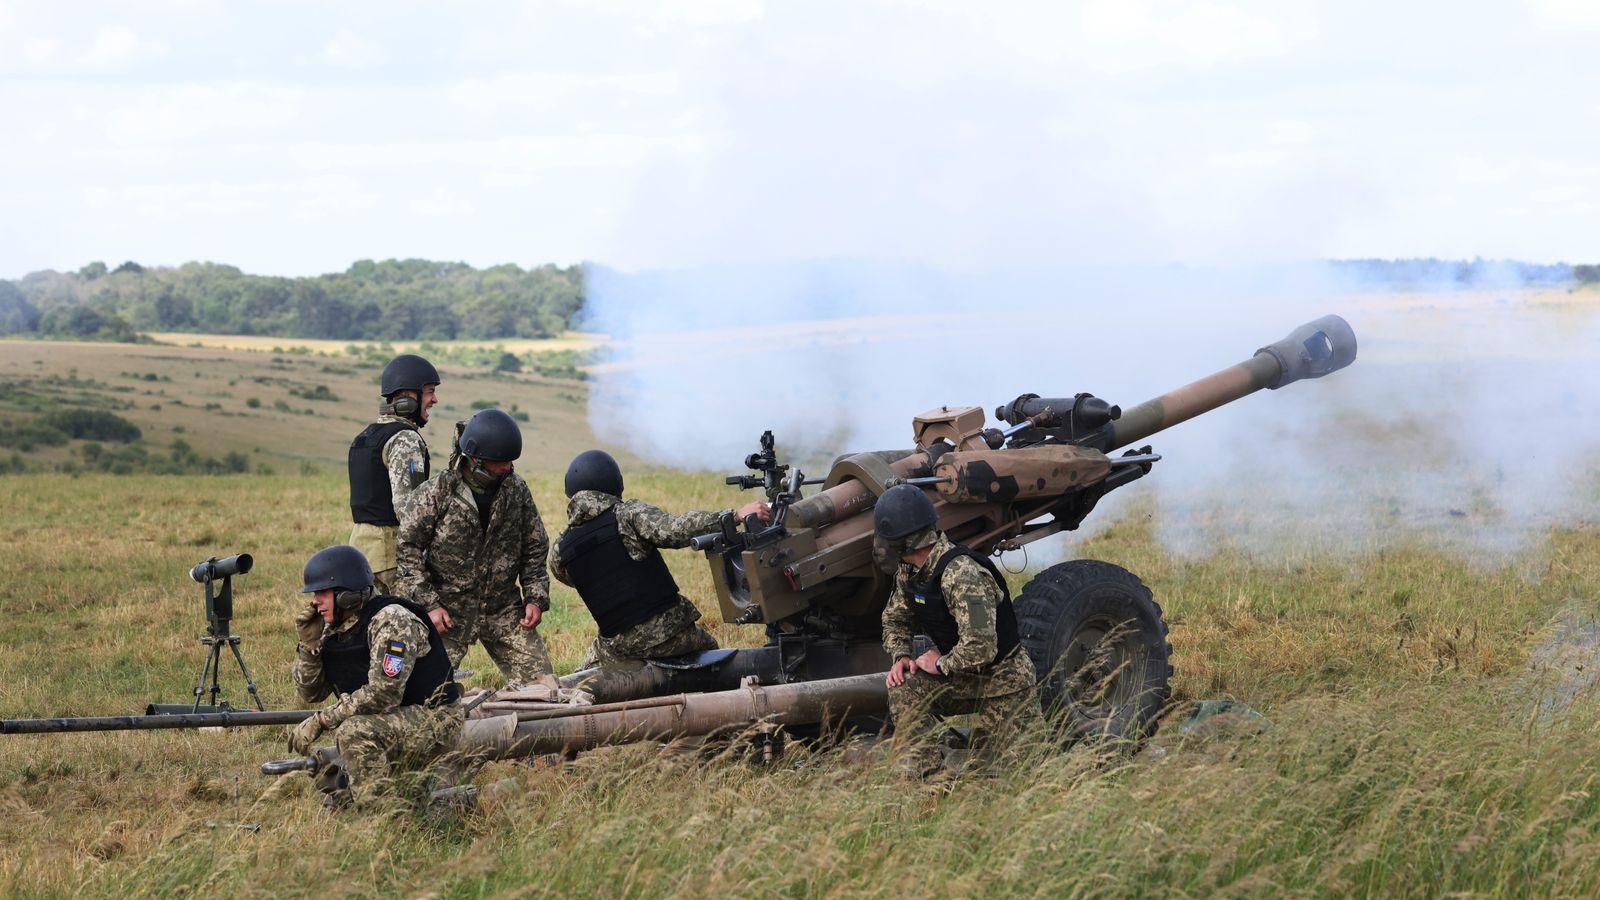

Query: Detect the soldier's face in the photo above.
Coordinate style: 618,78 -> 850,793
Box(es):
419,384 -> 439,422
313,589 -> 337,623
479,458 -> 514,477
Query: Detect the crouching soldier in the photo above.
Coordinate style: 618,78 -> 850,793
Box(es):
396,408 -> 553,687
874,484 -> 1043,779
288,544 -> 463,806
551,449 -> 770,676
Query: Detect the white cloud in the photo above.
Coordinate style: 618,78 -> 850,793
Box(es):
77,24 -> 166,69
319,30 -> 387,69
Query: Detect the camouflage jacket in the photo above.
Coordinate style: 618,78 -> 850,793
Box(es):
292,604 -> 435,728
348,415 -> 432,571
395,467 -> 551,613
548,490 -> 723,585
882,532 -> 1010,677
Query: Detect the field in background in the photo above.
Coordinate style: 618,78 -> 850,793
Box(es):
0,338 -> 616,475
143,331 -> 606,356
5,295 -> 1600,895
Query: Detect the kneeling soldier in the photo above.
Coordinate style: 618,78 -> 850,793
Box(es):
875,484 -> 1043,779
551,449 -> 770,674
288,544 -> 463,805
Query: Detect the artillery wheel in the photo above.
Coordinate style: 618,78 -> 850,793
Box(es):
1015,559 -> 1172,746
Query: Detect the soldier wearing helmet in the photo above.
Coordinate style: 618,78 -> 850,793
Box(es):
288,544 -> 463,806
550,449 -> 770,685
874,483 -> 1042,779
394,408 -> 553,687
348,354 -> 441,592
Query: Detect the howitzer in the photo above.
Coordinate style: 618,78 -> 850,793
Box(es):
564,314 -> 1357,745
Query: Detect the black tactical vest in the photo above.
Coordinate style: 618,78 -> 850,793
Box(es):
320,595 -> 459,707
907,546 -> 1019,662
556,507 -> 682,638
348,420 -> 428,526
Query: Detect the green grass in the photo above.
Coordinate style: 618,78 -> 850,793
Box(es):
4,470 -> 1600,896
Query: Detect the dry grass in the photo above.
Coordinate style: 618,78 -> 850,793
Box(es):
4,469 -> 1600,896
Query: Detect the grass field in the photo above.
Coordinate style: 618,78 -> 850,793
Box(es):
5,303 -> 1600,896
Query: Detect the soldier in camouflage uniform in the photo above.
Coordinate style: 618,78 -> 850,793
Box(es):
549,450 -> 770,679
348,354 -> 440,592
874,484 -> 1042,779
395,408 -> 553,687
288,545 -> 463,806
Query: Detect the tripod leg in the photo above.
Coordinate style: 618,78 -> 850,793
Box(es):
192,639 -> 218,713
227,637 -> 267,711
208,639 -> 227,708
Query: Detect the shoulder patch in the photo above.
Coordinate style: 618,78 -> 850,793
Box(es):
387,640 -> 406,655
382,652 -> 405,678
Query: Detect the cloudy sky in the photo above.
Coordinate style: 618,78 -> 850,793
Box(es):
2,0 -> 1597,278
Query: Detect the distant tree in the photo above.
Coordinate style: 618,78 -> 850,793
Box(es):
112,260 -> 144,275
0,282 -> 40,334
1576,265 -> 1600,284
496,352 -> 523,373
77,261 -> 108,281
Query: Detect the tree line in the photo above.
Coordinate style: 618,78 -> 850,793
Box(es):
0,258 -> 584,341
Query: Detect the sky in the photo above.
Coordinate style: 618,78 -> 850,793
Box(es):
2,0 -> 1599,279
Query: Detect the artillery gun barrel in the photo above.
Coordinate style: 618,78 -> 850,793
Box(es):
462,673 -> 888,758
1022,314 -> 1358,451
2,709 -> 313,735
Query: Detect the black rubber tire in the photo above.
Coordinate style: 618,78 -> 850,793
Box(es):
1016,559 -> 1173,746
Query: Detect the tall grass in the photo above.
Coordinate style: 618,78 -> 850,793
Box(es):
3,472 -> 1600,896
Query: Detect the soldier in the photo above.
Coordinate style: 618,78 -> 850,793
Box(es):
550,449 -> 770,677
396,408 -> 553,687
288,544 -> 463,806
348,354 -> 440,592
874,483 -> 1043,779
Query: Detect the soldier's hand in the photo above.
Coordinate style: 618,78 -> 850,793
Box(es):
519,603 -> 542,629
294,602 -> 324,651
287,712 -> 325,756
886,656 -> 916,688
428,606 -> 454,633
914,649 -> 943,676
737,500 -> 772,523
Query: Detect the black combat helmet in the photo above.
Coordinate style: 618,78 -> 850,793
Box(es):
564,449 -> 624,498
873,483 -> 938,539
380,354 -> 441,398
301,545 -> 374,605
459,408 -> 522,462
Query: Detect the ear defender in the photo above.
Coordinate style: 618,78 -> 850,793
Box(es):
334,585 -> 373,611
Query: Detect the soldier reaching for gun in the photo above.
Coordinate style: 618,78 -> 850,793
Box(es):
551,449 -> 770,678
288,545 -> 464,807
874,484 -> 1043,780
396,408 -> 553,687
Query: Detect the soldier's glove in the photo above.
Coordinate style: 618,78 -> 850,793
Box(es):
288,712 -> 326,756
294,603 -> 325,654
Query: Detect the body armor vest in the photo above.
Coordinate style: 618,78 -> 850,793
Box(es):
907,546 -> 1020,663
349,420 -> 427,526
320,595 -> 458,707
556,507 -> 682,638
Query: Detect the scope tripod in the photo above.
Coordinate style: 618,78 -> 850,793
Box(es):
186,564 -> 265,712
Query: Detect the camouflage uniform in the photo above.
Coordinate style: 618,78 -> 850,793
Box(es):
550,490 -> 721,671
293,604 -> 463,799
882,532 -> 1042,777
395,467 -> 553,686
349,416 -> 430,593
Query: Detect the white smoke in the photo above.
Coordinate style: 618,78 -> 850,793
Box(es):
576,3 -> 1600,564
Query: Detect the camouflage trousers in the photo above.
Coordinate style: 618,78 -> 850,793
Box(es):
335,704 -> 466,802
575,598 -> 719,671
438,597 -> 553,688
887,648 -> 1044,778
